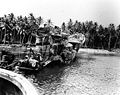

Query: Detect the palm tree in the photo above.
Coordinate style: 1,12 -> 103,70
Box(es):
27,14 -> 42,45
0,18 -> 4,43
17,16 -> 26,45
2,16 -> 13,44
114,25 -> 120,48
47,19 -> 53,27
74,20 -> 79,32
108,24 -> 115,50
61,22 -> 66,32
67,19 -> 73,30
97,25 -> 105,49
36,16 -> 43,27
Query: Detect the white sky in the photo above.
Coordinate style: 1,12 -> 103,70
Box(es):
0,0 -> 120,27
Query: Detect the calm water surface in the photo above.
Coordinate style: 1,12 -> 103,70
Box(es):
32,53 -> 120,95
1,46 -> 120,95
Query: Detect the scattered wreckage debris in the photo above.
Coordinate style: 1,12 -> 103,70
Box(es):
0,27 -> 85,74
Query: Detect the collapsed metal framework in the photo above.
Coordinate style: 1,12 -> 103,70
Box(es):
0,26 -> 86,73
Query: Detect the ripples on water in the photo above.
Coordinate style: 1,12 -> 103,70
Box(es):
2,47 -> 120,95
27,53 -> 120,95
27,54 -> 93,94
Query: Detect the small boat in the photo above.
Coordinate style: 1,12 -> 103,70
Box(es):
0,68 -> 39,95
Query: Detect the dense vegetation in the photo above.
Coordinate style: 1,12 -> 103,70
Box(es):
0,13 -> 120,51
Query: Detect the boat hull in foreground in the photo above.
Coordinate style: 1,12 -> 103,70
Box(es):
0,68 -> 39,95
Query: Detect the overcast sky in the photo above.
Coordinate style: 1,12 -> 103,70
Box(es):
0,0 -> 120,27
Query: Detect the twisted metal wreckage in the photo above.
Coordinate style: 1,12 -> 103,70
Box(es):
0,27 -> 85,95
0,28 -> 85,73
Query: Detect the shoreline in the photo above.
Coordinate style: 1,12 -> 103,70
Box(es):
78,48 -> 118,55
0,45 -> 119,55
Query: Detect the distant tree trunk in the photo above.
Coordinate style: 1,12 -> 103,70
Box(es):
114,37 -> 118,49
101,35 -> 105,49
84,32 -> 90,48
22,33 -> 25,45
12,28 -> 15,44
20,31 -> 25,45
4,28 -> 7,44
27,33 -> 32,45
0,29 -> 2,43
8,31 -> 11,44
108,34 -> 111,50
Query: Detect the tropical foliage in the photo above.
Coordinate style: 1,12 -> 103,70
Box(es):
0,13 -> 120,50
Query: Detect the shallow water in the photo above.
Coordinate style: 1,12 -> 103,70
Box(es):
32,53 -> 120,95
1,46 -> 120,95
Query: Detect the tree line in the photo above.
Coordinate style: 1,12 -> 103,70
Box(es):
0,13 -> 120,50
62,19 -> 120,50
